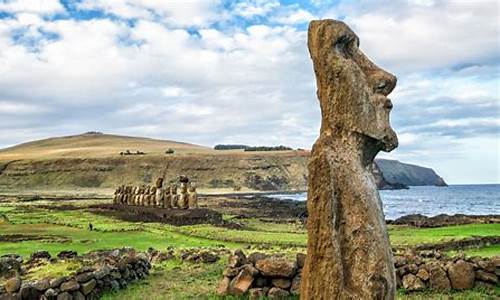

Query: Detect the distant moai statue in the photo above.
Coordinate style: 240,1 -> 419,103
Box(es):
118,185 -> 125,204
170,184 -> 179,208
124,186 -> 131,205
144,186 -> 151,206
178,175 -> 189,209
164,184 -> 172,208
128,186 -> 134,205
139,186 -> 146,206
150,186 -> 157,206
188,182 -> 198,209
133,186 -> 140,205
113,186 -> 120,204
155,177 -> 164,206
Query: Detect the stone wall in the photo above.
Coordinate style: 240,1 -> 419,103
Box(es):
0,249 -> 151,300
217,250 -> 499,298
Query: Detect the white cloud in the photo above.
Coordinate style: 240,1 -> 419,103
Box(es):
233,0 -> 279,18
0,0 -> 65,15
272,8 -> 315,24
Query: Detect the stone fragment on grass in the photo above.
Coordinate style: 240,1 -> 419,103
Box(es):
228,267 -> 255,295
228,250 -> 247,268
216,276 -> 230,295
448,260 -> 474,290
402,274 -> 425,291
247,252 -> 268,265
248,288 -> 266,299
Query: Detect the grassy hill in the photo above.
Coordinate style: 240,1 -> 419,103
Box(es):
0,133 -> 307,192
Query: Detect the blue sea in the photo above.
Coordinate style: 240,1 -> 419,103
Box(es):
266,184 -> 500,220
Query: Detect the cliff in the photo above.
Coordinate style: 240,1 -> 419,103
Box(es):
375,159 -> 447,187
0,134 -> 446,191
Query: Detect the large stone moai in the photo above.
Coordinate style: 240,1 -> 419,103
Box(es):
155,177 -> 164,206
178,175 -> 189,209
113,186 -> 121,204
164,185 -> 172,208
139,186 -> 145,206
188,182 -> 198,209
300,20 -> 398,299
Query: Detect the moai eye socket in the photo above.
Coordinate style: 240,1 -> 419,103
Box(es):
376,81 -> 387,93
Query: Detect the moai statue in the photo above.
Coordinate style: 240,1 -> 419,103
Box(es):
170,184 -> 179,208
133,186 -> 140,205
139,186 -> 145,206
150,186 -> 157,206
300,20 -> 398,299
188,182 -> 198,209
155,177 -> 164,207
179,182 -> 189,209
144,186 -> 150,206
118,185 -> 125,204
127,186 -> 134,205
123,186 -> 130,205
164,185 -> 172,208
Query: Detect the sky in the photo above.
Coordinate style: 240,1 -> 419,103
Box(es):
0,0 -> 498,184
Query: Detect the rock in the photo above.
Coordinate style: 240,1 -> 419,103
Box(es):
72,291 -> 85,300
0,256 -> 21,279
248,288 -> 266,300
290,274 -> 301,295
268,287 -> 290,298
223,266 -> 240,277
20,282 -> 39,299
110,280 -> 120,291
228,267 -> 255,295
247,252 -> 268,265
80,279 -> 96,295
448,260 -> 475,289
60,280 -> 80,292
93,267 -> 110,280
408,263 -> 418,274
228,250 -> 247,268
76,266 -> 94,274
427,263 -> 451,290
75,272 -> 94,283
296,253 -> 306,269
253,276 -> 268,288
200,251 -> 219,263
255,258 -> 296,278
44,288 -> 59,299
33,278 -> 51,291
57,251 -> 77,260
50,276 -> 68,289
272,278 -> 292,289
56,292 -> 72,300
416,268 -> 429,281
474,280 -> 495,289
475,270 -> 497,284
402,274 -> 425,291
216,277 -> 230,295
31,250 -> 51,261
4,276 -> 21,292
301,19 -> 398,299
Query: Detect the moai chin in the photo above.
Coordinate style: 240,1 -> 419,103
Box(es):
300,20 -> 398,300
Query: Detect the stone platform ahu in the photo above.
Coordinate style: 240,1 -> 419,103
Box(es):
301,20 -> 399,299
112,175 -> 198,209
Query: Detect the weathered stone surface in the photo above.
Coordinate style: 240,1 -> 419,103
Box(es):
248,288 -> 266,300
416,268 -> 429,281
247,252 -> 268,265
448,260 -> 475,289
228,250 -> 247,268
300,19 -> 398,299
50,276 -> 68,289
402,274 -> 425,291
255,258 -> 296,278
475,270 -> 497,284
296,253 -> 306,269
33,278 -> 51,291
60,280 -> 80,292
4,276 -> 21,292
72,291 -> 85,300
216,276 -> 230,295
271,278 -> 292,289
290,274 -> 301,295
44,288 -> 58,299
427,264 -> 451,290
268,287 -> 290,298
228,267 -> 255,295
80,279 -> 96,295
75,272 -> 94,283
56,292 -> 72,300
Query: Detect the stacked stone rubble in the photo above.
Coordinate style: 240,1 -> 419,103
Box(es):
113,176 -> 198,209
0,249 -> 151,300
217,250 -> 499,298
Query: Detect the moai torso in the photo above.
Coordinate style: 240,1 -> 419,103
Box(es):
164,186 -> 172,208
179,182 -> 189,209
170,184 -> 179,208
150,187 -> 157,206
139,186 -> 145,206
155,177 -> 164,207
300,20 -> 398,300
188,183 -> 198,209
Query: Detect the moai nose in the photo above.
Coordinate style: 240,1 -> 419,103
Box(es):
371,70 -> 397,96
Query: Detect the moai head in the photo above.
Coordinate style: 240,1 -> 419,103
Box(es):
179,175 -> 189,184
156,177 -> 164,188
180,182 -> 188,193
308,20 -> 398,154
151,186 -> 157,194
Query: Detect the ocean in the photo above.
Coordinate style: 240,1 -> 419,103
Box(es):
266,184 -> 500,220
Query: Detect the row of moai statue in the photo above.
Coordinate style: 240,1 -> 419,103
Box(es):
113,176 -> 198,209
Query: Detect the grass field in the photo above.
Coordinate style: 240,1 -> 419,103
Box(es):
1,200 -> 499,299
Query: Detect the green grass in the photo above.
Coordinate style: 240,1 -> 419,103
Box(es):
397,288 -> 500,299
448,244 -> 500,258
